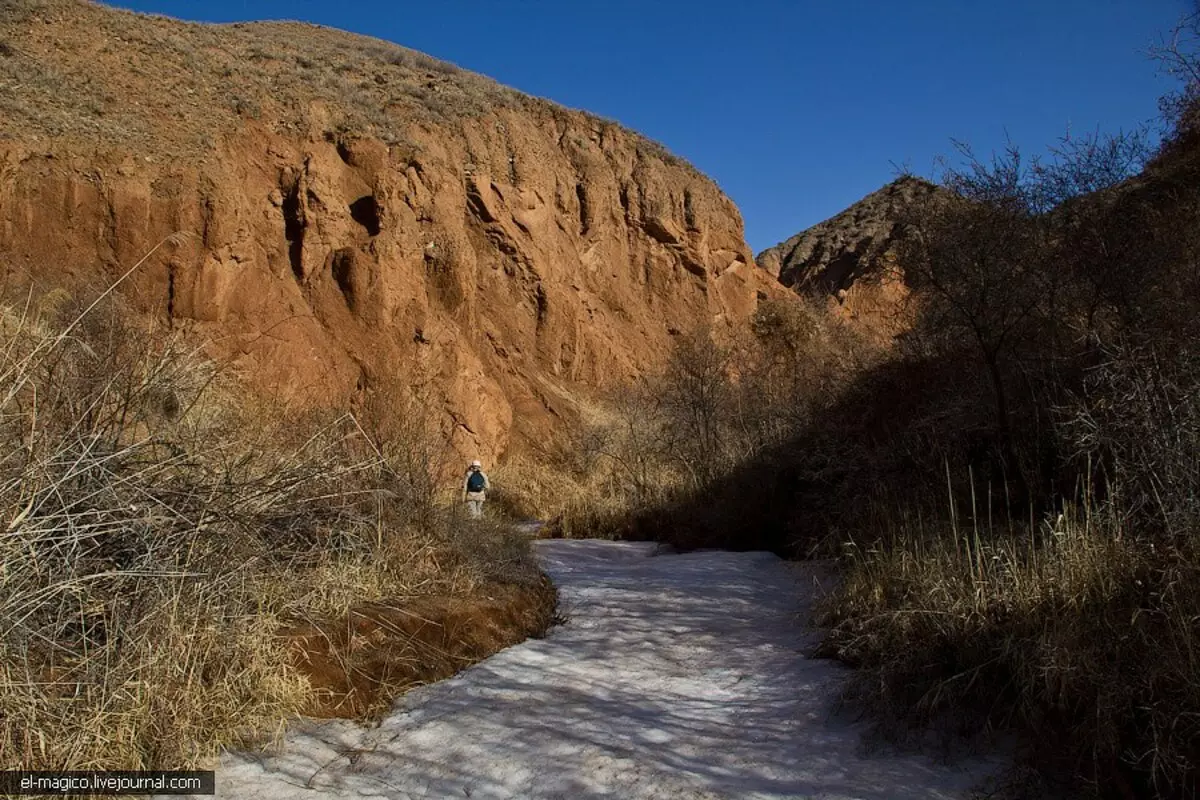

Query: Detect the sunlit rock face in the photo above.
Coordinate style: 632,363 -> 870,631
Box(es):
757,177 -> 940,344
0,0 -> 783,460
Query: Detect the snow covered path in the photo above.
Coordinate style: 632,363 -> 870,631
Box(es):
200,540 -> 997,799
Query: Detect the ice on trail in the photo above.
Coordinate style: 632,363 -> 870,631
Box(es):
196,540 -> 999,799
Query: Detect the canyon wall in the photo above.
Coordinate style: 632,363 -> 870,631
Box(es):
0,1 -> 783,459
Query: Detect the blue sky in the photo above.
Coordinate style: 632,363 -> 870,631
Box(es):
111,0 -> 1188,252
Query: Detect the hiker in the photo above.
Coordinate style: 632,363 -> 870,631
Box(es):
462,459 -> 490,519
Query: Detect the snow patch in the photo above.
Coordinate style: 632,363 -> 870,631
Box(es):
179,540 -> 1001,799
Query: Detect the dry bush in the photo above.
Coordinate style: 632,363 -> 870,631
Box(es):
735,296 -> 876,443
493,390 -> 689,540
528,300 -> 875,552
819,500 -> 1200,799
487,452 -> 595,525
653,326 -> 737,486
441,516 -> 546,590
1,299 -> 313,770
1065,344 -> 1200,540
0,289 -> 545,772
622,304 -> 865,500
1152,6 -> 1200,155
350,379 -> 460,536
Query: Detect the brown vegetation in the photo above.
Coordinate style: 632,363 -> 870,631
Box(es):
0,280 -> 553,773
504,296 -> 879,551
816,128 -> 1200,796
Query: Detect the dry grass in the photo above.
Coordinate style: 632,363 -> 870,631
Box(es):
0,0 -> 702,181
290,585 -> 558,720
488,393 -> 694,541
817,497 -> 1200,798
0,0 -> 517,151
0,282 -> 550,773
487,453 -> 634,540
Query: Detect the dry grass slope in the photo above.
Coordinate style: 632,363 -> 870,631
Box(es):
0,0 -> 701,177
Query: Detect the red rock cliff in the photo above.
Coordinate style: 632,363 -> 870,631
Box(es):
0,1 -> 782,459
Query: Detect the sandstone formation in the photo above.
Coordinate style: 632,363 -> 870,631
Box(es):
756,177 -> 938,342
0,0 -> 784,461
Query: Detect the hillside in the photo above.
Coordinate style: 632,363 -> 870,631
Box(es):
0,0 -> 783,462
755,177 -> 938,341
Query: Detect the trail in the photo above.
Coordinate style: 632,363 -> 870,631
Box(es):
195,540 -> 999,799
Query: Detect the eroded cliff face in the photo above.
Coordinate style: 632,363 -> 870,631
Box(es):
0,1 -> 781,460
756,177 -> 938,343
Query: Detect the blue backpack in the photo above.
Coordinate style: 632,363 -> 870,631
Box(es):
466,470 -> 486,493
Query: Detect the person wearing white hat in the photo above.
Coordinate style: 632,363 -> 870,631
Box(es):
462,459 -> 490,519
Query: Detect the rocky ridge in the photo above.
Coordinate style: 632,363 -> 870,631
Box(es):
756,177 -> 938,341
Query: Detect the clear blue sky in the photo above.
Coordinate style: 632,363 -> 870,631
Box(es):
110,0 -> 1188,252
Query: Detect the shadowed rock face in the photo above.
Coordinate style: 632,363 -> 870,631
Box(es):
756,177 -> 938,342
0,1 -> 783,461
756,177 -> 937,290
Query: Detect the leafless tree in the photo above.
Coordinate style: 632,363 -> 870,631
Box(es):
655,326 -> 735,486
1151,3 -> 1200,141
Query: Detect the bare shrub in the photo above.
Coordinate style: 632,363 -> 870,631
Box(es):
351,378 -> 457,536
1152,5 -> 1200,148
819,503 -> 1200,799
0,286 -> 545,771
510,388 -> 687,540
0,299 -> 315,769
1066,344 -> 1200,541
534,302 -> 875,552
733,296 -> 873,450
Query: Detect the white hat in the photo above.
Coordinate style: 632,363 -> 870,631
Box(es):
470,459 -> 482,468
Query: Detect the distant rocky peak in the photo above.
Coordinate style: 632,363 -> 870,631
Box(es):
756,176 -> 938,294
